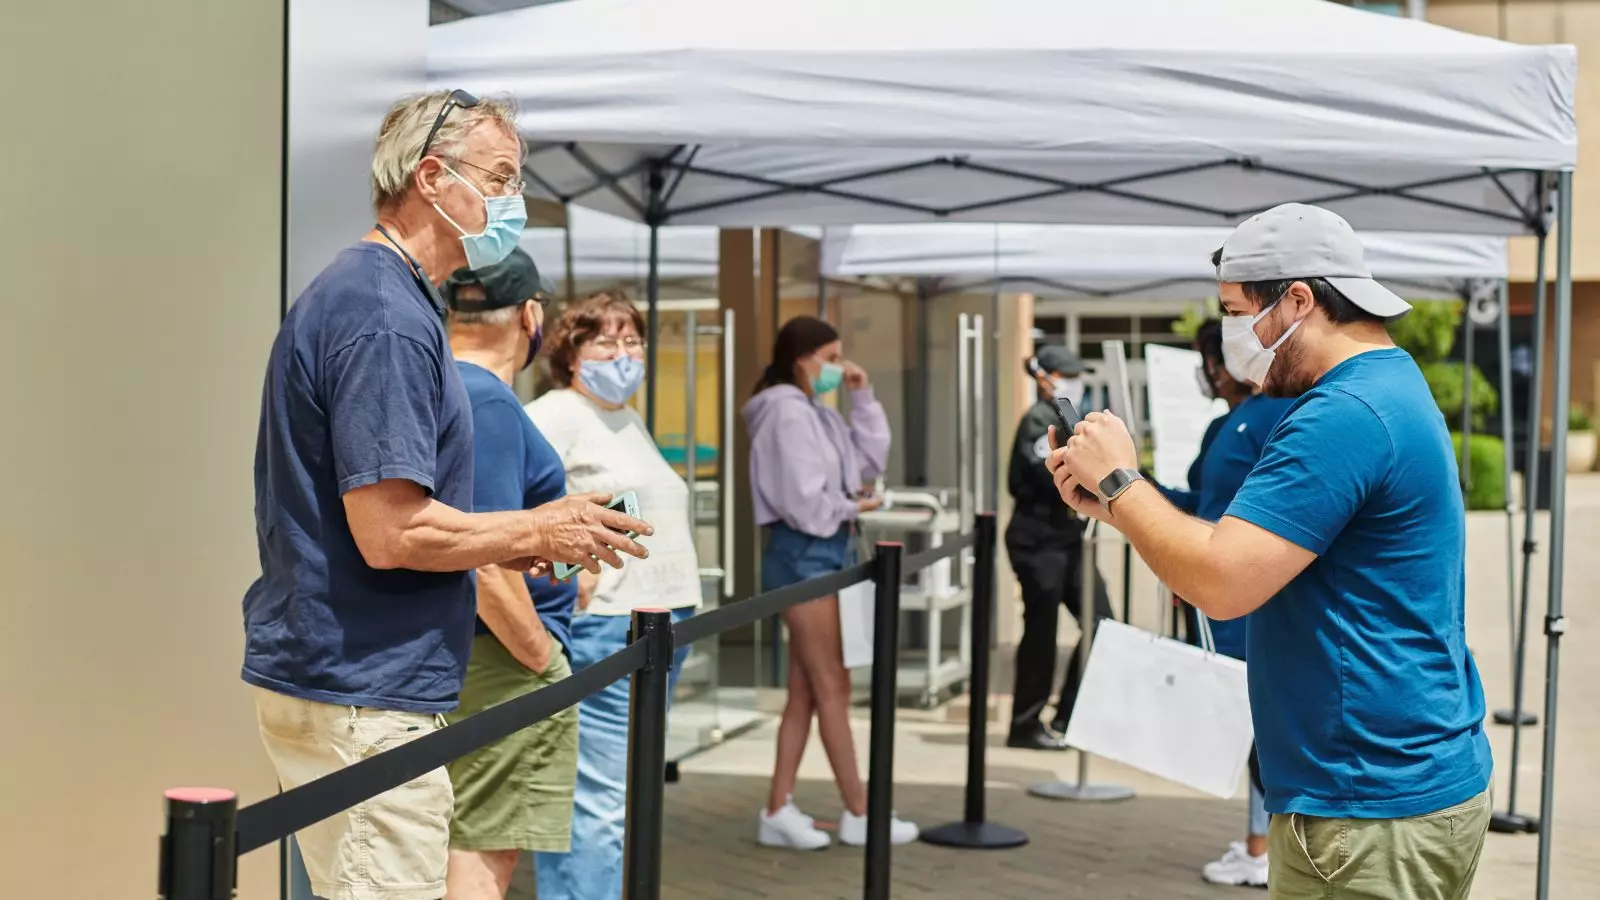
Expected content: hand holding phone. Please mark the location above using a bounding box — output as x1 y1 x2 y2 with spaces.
552 491 644 581
1048 397 1099 506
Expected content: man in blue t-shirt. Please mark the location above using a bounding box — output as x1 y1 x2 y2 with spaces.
438 248 583 899
1048 204 1491 898
243 91 650 900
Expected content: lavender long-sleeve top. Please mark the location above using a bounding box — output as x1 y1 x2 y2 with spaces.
743 384 892 538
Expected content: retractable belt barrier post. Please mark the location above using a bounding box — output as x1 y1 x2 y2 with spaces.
155 533 976 899
921 513 1028 850
864 542 903 900
623 609 675 900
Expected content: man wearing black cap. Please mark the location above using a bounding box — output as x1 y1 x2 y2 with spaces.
440 247 580 900
1003 345 1114 750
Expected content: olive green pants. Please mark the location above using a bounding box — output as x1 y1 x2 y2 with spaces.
1267 790 1491 900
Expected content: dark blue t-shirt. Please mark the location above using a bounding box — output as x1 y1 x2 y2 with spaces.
457 362 576 655
242 242 477 714
1163 394 1296 660
1227 348 1491 819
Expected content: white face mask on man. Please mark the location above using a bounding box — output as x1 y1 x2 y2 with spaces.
1221 291 1304 386
1051 376 1085 407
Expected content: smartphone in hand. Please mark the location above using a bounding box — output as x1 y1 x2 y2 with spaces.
1050 397 1084 450
553 490 641 582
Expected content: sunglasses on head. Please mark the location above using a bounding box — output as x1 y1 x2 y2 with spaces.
418 89 480 162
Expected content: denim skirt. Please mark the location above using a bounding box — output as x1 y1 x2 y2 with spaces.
761 522 856 591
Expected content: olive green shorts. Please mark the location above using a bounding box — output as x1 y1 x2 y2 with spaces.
445 635 579 853
1267 790 1491 900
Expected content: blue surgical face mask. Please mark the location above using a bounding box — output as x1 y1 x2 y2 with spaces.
434 165 527 270
579 356 645 406
811 361 844 396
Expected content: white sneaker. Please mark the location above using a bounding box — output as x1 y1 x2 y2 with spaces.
837 809 919 846
758 799 831 850
1201 841 1269 887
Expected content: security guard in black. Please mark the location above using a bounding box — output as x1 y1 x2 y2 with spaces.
1004 345 1113 750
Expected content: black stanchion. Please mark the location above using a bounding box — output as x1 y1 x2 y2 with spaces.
921 514 1028 850
623 608 675 900
864 542 903 900
159 787 237 900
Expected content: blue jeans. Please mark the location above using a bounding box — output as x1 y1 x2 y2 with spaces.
1249 778 1270 837
535 608 694 900
762 522 853 590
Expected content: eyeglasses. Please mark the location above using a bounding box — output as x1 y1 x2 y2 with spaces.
419 89 480 162
586 335 647 356
450 158 525 197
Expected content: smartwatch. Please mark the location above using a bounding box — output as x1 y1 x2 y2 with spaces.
1098 468 1145 506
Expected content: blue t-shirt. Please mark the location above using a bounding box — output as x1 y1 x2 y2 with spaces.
1227 348 1492 819
457 362 576 654
242 242 477 714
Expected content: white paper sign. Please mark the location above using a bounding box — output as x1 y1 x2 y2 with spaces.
1143 344 1229 491
838 580 876 669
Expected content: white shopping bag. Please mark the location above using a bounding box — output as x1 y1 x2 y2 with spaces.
1063 618 1254 798
838 580 876 669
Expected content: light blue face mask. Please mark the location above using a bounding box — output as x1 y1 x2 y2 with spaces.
579 356 646 407
434 165 527 270
811 361 844 396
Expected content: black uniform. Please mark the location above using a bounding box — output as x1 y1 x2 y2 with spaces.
1005 398 1114 738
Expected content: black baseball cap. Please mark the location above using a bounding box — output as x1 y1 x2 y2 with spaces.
1034 345 1092 377
443 247 554 312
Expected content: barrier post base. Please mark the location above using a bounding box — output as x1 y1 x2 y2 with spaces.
1488 811 1540 835
1492 708 1538 727
1027 781 1135 802
920 820 1029 849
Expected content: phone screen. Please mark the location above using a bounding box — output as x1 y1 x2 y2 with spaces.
552 492 640 582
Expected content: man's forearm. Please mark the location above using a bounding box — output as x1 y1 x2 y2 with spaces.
475 565 553 672
1106 481 1241 619
379 498 539 572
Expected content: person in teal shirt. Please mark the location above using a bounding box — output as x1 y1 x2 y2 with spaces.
1049 204 1491 899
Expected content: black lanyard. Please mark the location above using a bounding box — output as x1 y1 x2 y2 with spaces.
375 224 448 322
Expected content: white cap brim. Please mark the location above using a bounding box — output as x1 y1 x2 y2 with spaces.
1325 276 1412 319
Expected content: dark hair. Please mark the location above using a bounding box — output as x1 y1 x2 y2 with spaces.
1209 247 1382 326
1194 318 1223 365
754 316 840 394
545 291 646 387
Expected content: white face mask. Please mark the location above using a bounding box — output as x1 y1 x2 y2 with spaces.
1221 293 1303 387
1050 376 1085 407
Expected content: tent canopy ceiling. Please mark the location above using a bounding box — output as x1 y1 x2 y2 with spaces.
820 224 1506 302
429 0 1575 235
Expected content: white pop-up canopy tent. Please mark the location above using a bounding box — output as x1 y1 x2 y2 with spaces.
819 224 1508 302
432 0 1573 234
519 206 719 297
433 3 1577 881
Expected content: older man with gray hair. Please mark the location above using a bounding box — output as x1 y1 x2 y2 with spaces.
243 90 650 900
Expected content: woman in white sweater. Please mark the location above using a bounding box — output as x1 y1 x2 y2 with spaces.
525 293 701 900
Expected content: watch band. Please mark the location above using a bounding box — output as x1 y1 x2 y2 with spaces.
1098 468 1145 506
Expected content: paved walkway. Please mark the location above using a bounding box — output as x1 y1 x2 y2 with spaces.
523 475 1600 898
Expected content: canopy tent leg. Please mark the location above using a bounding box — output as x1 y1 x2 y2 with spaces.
1534 170 1574 900
1491 202 1547 835
645 163 665 434
1491 278 1534 728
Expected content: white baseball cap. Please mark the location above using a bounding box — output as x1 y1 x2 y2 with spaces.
1215 203 1412 319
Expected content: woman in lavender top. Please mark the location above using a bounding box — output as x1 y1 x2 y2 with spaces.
742 316 917 850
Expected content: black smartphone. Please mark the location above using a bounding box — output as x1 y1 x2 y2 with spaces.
1050 397 1084 450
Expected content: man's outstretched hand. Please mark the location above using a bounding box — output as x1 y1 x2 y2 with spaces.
525 493 654 574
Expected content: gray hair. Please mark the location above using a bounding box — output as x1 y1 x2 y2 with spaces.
371 90 519 213
449 305 525 328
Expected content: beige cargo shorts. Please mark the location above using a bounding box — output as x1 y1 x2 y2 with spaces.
253 686 453 900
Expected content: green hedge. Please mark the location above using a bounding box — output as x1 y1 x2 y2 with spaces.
1450 433 1506 511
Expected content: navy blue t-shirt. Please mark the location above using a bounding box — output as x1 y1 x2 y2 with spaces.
1227 348 1492 819
457 362 576 654
242 242 477 714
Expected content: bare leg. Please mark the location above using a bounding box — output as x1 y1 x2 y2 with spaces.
785 595 868 816
767 650 816 814
445 848 519 900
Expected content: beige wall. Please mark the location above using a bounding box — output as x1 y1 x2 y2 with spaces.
1429 0 1600 282
0 2 285 897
